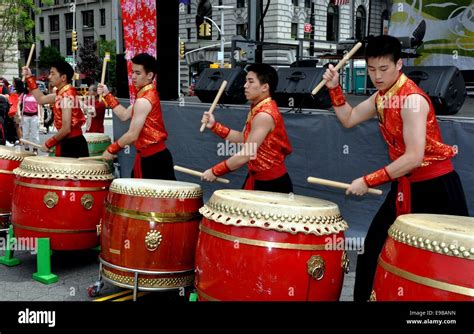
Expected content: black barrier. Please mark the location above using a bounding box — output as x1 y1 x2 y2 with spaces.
194 68 247 104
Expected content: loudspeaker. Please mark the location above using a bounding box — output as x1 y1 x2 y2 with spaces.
274 67 331 109
403 66 466 115
115 53 129 99
194 68 247 104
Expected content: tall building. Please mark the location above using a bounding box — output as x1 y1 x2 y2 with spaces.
34 0 123 71
179 0 390 91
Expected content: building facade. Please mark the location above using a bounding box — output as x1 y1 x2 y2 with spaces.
34 0 123 70
179 0 391 91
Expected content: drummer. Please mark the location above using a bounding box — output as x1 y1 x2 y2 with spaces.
200 63 293 193
322 34 470 301
22 61 89 157
98 53 176 180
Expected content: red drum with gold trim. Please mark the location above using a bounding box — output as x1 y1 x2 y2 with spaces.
195 190 349 301
372 214 474 301
0 146 34 227
100 179 202 291
12 156 113 250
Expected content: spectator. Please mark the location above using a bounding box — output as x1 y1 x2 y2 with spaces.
18 79 41 152
85 84 106 133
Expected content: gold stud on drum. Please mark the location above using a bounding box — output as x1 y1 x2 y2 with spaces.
145 230 163 251
81 194 94 210
307 255 326 281
43 192 59 209
341 251 350 274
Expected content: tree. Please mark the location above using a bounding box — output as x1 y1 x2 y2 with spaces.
38 46 64 69
77 40 101 83
97 39 117 89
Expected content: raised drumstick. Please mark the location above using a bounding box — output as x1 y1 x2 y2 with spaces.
311 42 363 96
78 156 105 161
200 80 228 132
307 176 383 196
100 52 111 89
20 138 42 150
174 165 230 184
22 44 35 82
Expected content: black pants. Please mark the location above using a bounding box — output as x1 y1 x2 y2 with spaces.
131 148 176 180
59 135 89 158
353 171 469 302
242 172 293 193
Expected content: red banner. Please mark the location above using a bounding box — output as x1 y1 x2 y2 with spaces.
120 0 157 103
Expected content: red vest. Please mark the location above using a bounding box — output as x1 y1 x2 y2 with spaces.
54 84 85 134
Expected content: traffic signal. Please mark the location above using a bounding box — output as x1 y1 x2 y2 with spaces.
71 31 78 52
198 22 211 37
196 0 212 40
179 41 185 59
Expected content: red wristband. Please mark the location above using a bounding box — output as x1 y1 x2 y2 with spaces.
45 136 59 149
25 76 38 91
106 141 123 154
211 122 231 139
211 160 231 177
103 93 120 109
364 167 393 187
328 85 346 107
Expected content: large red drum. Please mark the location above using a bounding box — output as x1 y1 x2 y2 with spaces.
12 156 113 250
100 179 202 291
372 214 474 301
195 190 349 301
0 146 34 227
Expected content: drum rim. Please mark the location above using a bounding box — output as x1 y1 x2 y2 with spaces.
109 178 203 199
0 146 35 161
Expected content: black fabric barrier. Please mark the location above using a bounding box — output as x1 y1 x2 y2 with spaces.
113 100 473 238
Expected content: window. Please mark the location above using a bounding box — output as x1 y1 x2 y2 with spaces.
305 0 311 8
39 17 44 33
65 13 73 30
326 4 339 42
292 0 299 6
381 10 389 35
100 9 106 26
49 15 59 32
40 40 45 51
84 35 95 46
100 35 106 41
82 10 94 28
218 0 222 5
236 23 246 37
187 28 191 41
38 0 43 8
355 6 366 41
187 4 191 14
51 39 60 52
66 38 72 54
237 0 245 8
54 0 59 5
291 23 298 39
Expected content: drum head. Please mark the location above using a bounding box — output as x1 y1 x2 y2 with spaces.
14 156 114 180
390 214 474 260
200 189 348 235
0 145 35 161
110 178 202 199
83 133 111 144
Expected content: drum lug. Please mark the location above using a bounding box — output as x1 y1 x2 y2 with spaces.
341 251 350 274
145 230 162 251
43 192 59 209
307 255 325 281
81 194 94 210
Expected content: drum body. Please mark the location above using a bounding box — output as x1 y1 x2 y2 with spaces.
372 214 474 301
195 190 349 301
0 146 34 227
83 133 111 157
100 179 202 291
12 156 113 250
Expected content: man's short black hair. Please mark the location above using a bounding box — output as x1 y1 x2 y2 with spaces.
246 63 278 96
51 60 74 84
131 53 158 78
365 35 402 63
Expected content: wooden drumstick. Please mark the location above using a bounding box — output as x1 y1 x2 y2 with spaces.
311 42 363 96
20 138 42 150
22 44 36 82
174 165 230 184
307 176 383 196
78 156 105 161
200 80 228 133
100 52 111 88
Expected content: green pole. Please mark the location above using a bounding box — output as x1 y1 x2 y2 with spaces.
0 225 21 266
32 238 58 284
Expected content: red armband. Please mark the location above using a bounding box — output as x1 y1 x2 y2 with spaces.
211 122 231 139
25 76 38 91
106 141 123 155
211 160 231 177
45 136 59 149
103 93 120 109
363 167 393 187
328 85 346 107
